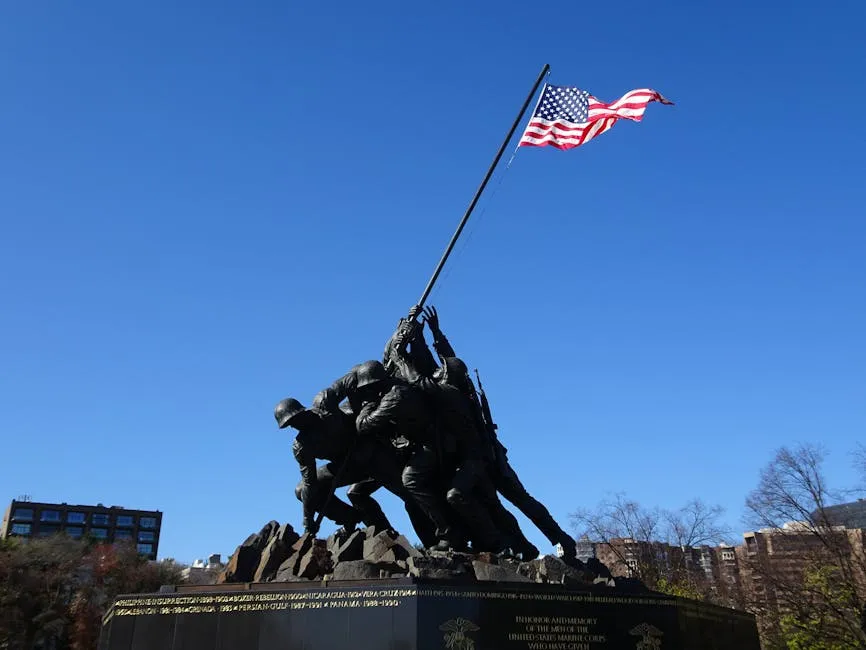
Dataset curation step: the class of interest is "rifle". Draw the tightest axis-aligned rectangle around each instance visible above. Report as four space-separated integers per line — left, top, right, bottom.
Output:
473 368 498 435
472 369 502 469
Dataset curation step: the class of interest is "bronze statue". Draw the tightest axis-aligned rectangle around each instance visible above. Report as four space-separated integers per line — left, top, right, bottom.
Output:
274 305 574 559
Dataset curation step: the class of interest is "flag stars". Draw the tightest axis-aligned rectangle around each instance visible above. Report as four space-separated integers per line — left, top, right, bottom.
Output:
534 85 591 123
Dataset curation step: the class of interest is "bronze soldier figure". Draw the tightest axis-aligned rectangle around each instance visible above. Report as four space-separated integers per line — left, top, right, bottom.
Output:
274 397 364 535
421 306 577 559
344 359 466 551
389 314 537 558
275 389 432 543
306 361 438 546
383 306 438 381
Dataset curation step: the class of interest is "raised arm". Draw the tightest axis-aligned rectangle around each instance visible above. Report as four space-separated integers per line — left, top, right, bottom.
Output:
355 386 405 437
422 306 456 361
384 306 437 379
311 367 359 412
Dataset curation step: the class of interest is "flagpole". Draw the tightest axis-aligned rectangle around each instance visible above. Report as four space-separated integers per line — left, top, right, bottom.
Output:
413 63 550 313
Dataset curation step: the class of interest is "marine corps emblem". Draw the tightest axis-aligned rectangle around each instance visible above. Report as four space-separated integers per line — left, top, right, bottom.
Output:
439 617 480 650
629 622 664 650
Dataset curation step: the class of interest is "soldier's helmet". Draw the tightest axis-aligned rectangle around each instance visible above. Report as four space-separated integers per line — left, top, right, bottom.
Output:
274 398 307 429
354 360 389 389
443 357 468 377
440 357 470 389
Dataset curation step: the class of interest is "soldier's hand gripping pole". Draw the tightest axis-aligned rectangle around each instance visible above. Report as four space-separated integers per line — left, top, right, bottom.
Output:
412 64 550 316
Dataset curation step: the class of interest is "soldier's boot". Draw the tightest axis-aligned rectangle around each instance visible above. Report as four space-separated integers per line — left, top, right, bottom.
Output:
557 535 580 566
428 534 468 553
333 524 359 537
515 541 540 561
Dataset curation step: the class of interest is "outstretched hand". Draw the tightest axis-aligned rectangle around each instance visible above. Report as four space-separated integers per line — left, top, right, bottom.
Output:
421 305 440 331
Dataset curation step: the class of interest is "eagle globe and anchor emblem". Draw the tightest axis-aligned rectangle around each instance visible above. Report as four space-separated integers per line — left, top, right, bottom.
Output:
439 617 480 650
629 622 664 649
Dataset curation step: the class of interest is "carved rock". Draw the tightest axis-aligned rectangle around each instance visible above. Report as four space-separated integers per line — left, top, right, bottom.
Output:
475 551 499 565
333 530 365 563
524 555 594 586
217 545 255 584
408 553 473 579
516 560 538 582
363 526 381 539
222 521 635 591
472 560 531 583
217 520 283 584
254 523 300 582
275 565 310 582
326 528 357 555
363 531 398 562
257 520 281 548
331 560 382 581
376 546 411 565
297 540 332 580
391 535 422 559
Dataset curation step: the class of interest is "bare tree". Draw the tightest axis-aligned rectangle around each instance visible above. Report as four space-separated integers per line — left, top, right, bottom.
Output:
744 444 866 649
667 498 731 548
571 494 731 602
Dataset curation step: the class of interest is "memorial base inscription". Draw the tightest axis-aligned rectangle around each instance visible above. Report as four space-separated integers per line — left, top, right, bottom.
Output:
99 579 760 650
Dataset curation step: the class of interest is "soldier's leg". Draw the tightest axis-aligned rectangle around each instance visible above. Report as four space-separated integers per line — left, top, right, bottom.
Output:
297 462 363 528
478 480 539 559
495 456 573 550
346 479 394 531
367 445 439 547
446 460 503 552
403 498 439 548
401 445 459 546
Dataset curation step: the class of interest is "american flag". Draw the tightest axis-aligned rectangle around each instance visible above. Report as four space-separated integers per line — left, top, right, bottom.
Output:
518 85 672 150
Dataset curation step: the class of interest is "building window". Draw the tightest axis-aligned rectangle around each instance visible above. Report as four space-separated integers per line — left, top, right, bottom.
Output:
11 523 31 535
67 512 86 524
115 529 133 540
12 508 34 521
722 550 735 561
140 517 157 529
66 526 84 538
138 531 155 542
137 543 153 555
38 524 61 536
116 515 135 527
90 528 109 539
41 510 61 522
92 514 110 526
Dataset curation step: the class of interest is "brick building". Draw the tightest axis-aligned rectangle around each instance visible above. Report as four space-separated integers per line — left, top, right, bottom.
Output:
590 537 745 608
0 499 163 559
737 520 866 638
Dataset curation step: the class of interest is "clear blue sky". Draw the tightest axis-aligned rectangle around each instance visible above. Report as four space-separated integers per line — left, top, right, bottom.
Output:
1 1 864 563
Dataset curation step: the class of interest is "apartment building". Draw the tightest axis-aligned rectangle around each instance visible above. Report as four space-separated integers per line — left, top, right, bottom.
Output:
0 499 162 559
